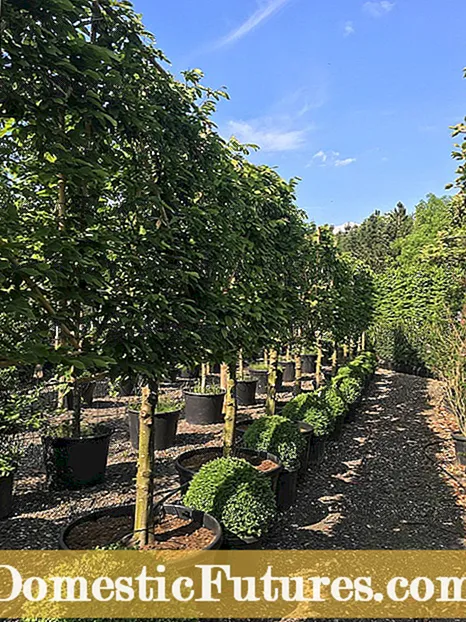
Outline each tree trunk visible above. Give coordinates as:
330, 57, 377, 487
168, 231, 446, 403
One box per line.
293, 350, 302, 396
266, 349, 278, 416
134, 381, 157, 547
200, 363, 207, 392
316, 336, 323, 388
361, 332, 366, 351
71, 377, 81, 438
285, 345, 291, 362
264, 349, 268, 367
222, 363, 237, 458
238, 349, 244, 380
220, 363, 228, 414
343, 342, 349, 362
331, 341, 338, 376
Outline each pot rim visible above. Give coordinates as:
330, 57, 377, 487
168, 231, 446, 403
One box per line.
128, 407, 182, 417
175, 445, 283, 475
183, 389, 226, 397
452, 432, 466, 442
237, 378, 258, 385
42, 426, 113, 443
59, 503, 222, 551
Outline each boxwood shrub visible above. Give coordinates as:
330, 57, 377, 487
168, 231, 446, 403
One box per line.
281, 392, 314, 422
324, 385, 347, 419
183, 457, 276, 540
242, 415, 306, 472
302, 396, 334, 437
333, 375, 363, 406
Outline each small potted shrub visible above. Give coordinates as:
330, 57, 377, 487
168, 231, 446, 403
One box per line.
242, 415, 306, 510
128, 396, 183, 451
183, 382, 225, 425
334, 372, 364, 421
302, 395, 334, 464
183, 456, 277, 546
324, 385, 348, 441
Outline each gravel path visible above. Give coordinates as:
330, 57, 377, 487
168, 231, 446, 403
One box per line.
1, 369, 466, 553
263, 369, 466, 550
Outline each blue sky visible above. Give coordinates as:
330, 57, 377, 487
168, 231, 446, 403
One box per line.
132, 0, 465, 225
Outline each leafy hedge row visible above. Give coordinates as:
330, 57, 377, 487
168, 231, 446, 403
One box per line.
282, 352, 377, 436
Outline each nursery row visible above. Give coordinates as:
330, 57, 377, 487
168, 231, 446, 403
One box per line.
55, 352, 377, 550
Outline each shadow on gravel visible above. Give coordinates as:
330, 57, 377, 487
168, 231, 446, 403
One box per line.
263, 370, 466, 550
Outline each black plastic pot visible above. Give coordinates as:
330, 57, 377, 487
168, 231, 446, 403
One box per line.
329, 415, 345, 442
298, 421, 313, 473
128, 407, 181, 451
0, 474, 14, 519
276, 469, 298, 511
236, 379, 257, 406
175, 446, 282, 491
301, 354, 317, 375
42, 427, 112, 490
66, 382, 96, 409
248, 369, 268, 394
119, 377, 137, 397
184, 390, 225, 425
59, 503, 223, 550
281, 361, 296, 383
453, 433, 466, 467
308, 436, 326, 465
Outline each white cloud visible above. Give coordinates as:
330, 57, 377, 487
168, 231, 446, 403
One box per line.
227, 119, 307, 152
363, 1, 395, 17
216, 0, 293, 48
335, 157, 357, 167
309, 150, 356, 168
344, 21, 355, 36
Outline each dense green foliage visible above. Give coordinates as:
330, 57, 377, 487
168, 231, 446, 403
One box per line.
242, 415, 306, 471
183, 457, 276, 540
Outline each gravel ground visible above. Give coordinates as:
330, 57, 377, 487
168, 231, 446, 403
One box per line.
2, 369, 466, 622
2, 369, 466, 552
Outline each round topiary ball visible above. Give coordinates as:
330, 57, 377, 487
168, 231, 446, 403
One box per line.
242, 415, 306, 472
183, 457, 276, 541
281, 392, 314, 422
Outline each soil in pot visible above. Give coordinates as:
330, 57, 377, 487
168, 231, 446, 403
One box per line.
236, 379, 257, 406
175, 446, 282, 490
0, 474, 14, 520
184, 390, 225, 425
128, 407, 181, 451
281, 361, 296, 384
452, 433, 466, 467
42, 426, 112, 490
276, 469, 299, 511
301, 354, 317, 375
61, 504, 222, 550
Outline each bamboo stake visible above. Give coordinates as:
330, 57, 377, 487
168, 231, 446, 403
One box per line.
222, 363, 237, 458
266, 349, 278, 416
134, 382, 157, 546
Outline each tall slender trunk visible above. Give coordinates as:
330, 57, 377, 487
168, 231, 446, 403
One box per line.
315, 335, 323, 388
331, 341, 338, 376
237, 349, 244, 380
200, 363, 207, 392
361, 332, 366, 351
293, 350, 302, 396
71, 377, 81, 438
264, 349, 268, 367
222, 363, 237, 457
134, 381, 157, 546
220, 363, 228, 414
266, 349, 278, 416
285, 345, 291, 362
343, 342, 349, 362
